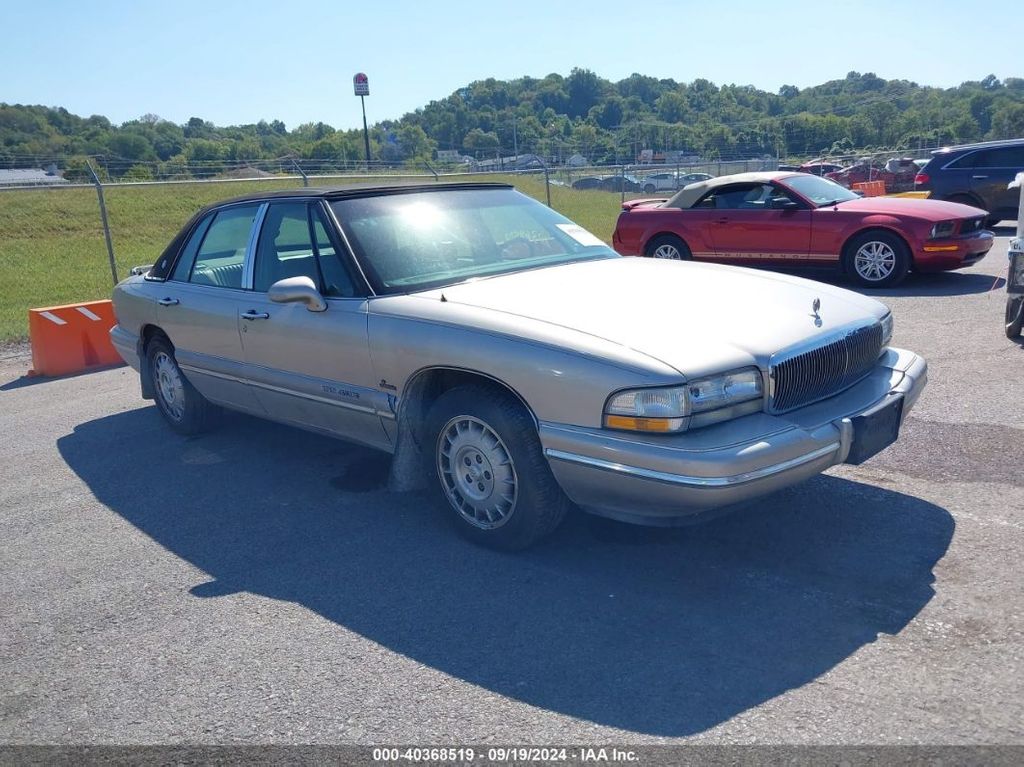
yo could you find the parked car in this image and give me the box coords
[798,161,844,176]
[112,182,926,550]
[639,172,714,194]
[914,138,1024,226]
[571,176,603,190]
[826,158,918,193]
[612,171,993,287]
[599,174,641,192]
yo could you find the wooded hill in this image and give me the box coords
[2,70,1023,180]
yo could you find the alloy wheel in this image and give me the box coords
[854,240,897,282]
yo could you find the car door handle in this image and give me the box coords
[157,297,179,306]
[972,175,988,179]
[241,310,270,321]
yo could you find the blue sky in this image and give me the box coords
[2,0,1019,130]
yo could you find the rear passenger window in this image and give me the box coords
[170,215,213,282]
[190,204,260,289]
[973,147,1024,168]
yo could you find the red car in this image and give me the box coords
[611,172,994,287]
[825,158,918,193]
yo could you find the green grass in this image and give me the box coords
[0,174,624,341]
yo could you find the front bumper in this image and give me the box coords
[541,348,926,526]
[916,231,993,271]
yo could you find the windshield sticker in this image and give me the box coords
[556,224,606,248]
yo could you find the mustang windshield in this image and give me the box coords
[784,175,860,206]
[330,188,616,293]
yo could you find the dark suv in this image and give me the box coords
[915,138,1024,226]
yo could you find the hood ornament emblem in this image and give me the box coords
[811,297,822,326]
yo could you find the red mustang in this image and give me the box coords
[611,172,994,287]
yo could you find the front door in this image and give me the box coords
[238,201,390,450]
[701,182,812,265]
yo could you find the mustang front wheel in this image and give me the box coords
[427,386,570,550]
[844,231,910,288]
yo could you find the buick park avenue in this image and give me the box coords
[111,183,927,549]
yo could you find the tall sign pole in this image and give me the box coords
[353,72,371,166]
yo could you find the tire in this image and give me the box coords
[644,234,691,261]
[146,336,218,435]
[643,184,656,194]
[426,385,570,550]
[1007,296,1024,340]
[842,230,911,288]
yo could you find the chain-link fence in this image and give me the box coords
[0,147,943,340]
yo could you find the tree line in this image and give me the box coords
[2,70,1023,180]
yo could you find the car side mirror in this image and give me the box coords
[771,199,801,210]
[268,276,327,312]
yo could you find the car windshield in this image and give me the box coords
[330,188,616,294]
[783,174,860,206]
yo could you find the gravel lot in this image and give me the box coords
[1,233,1021,746]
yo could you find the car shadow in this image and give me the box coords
[57,407,954,737]
[784,267,1004,298]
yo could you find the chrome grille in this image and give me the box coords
[768,323,884,413]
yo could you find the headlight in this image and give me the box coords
[880,311,894,347]
[604,368,763,433]
[930,221,956,239]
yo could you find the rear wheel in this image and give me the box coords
[843,230,910,288]
[427,386,570,550]
[147,336,218,435]
[643,183,656,194]
[644,234,691,261]
[1007,296,1024,339]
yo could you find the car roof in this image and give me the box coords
[663,171,798,208]
[931,138,1024,156]
[201,181,515,210]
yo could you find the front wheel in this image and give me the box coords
[1007,295,1024,339]
[147,336,218,435]
[843,231,910,288]
[644,234,691,261]
[427,386,570,550]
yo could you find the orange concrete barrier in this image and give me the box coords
[28,299,122,377]
[853,180,887,197]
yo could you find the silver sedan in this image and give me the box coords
[111,183,926,549]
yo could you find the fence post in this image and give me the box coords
[291,159,309,187]
[543,162,551,208]
[422,160,439,180]
[620,163,626,205]
[87,160,118,285]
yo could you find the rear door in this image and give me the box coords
[969,146,1024,220]
[155,202,264,413]
[701,182,812,265]
[237,200,390,449]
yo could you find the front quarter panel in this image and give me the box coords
[368,297,684,429]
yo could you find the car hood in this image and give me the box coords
[834,196,985,220]
[415,258,888,379]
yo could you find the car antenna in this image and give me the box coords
[440,293,448,302]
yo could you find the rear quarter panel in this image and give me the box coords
[613,208,716,257]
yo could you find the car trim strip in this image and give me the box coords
[178,363,396,419]
[544,442,840,488]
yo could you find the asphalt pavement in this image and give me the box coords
[1,232,1021,746]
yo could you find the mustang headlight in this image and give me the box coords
[930,221,956,239]
[880,311,894,347]
[604,368,763,433]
